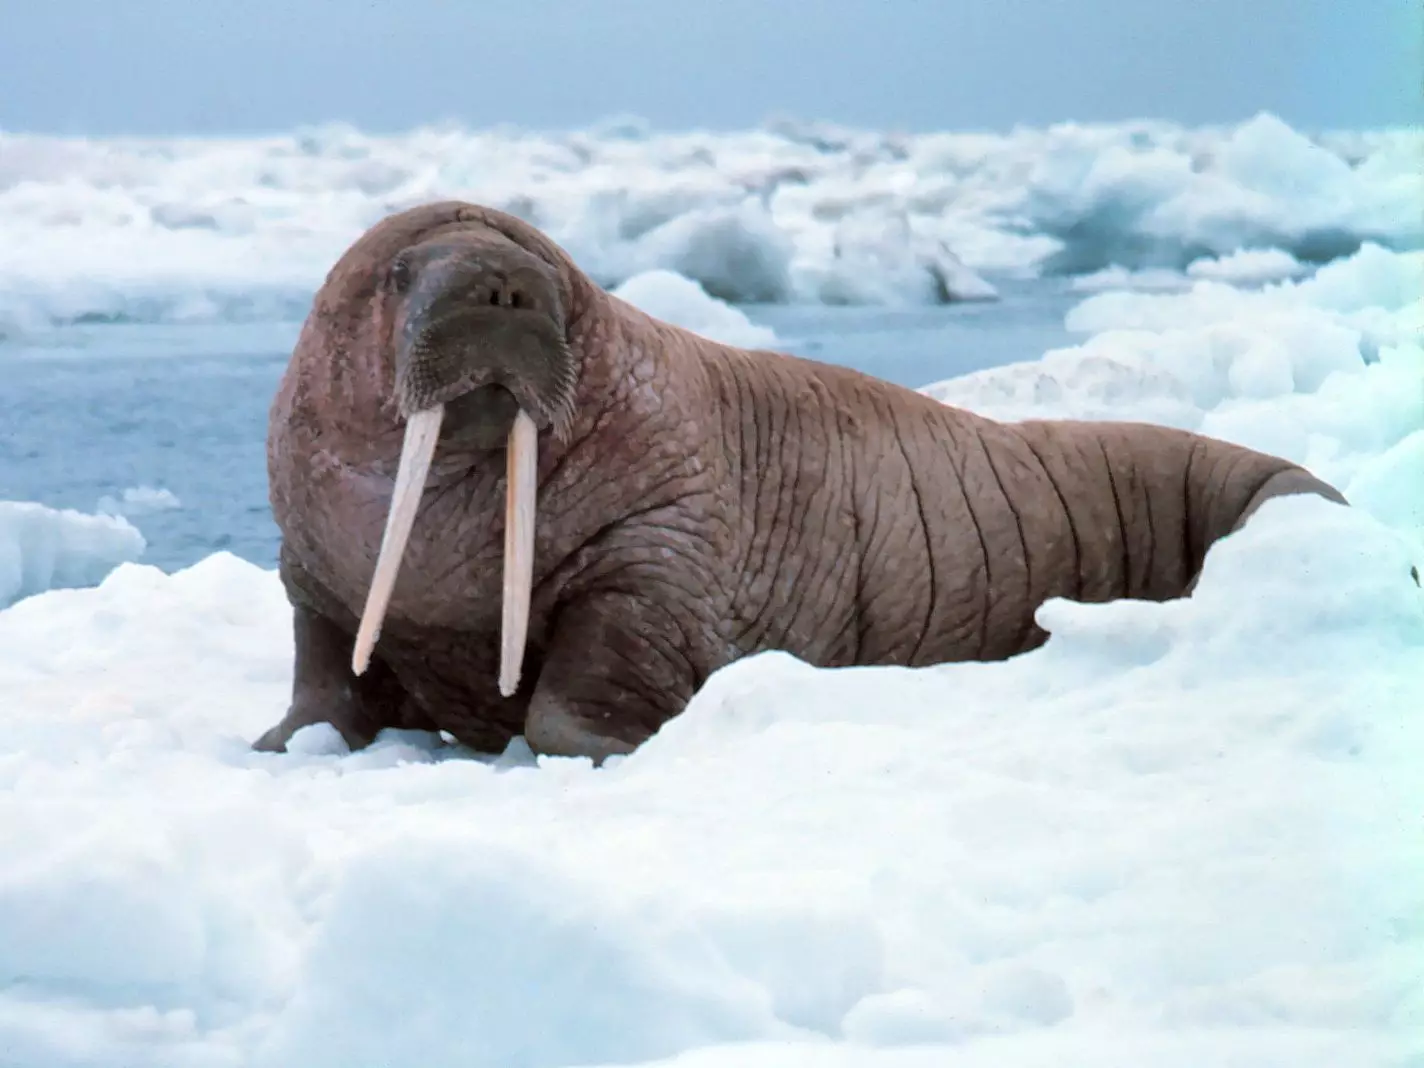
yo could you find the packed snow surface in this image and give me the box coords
[1,111,1419,335]
[2,194,1422,1066]
[2,493,1419,1068]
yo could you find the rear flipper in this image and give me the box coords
[1185,465,1348,595]
[253,603,428,753]
[1230,466,1348,535]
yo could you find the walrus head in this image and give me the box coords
[347,211,579,698]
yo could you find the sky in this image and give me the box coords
[0,0,1419,135]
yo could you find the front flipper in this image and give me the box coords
[253,603,423,753]
[523,592,701,764]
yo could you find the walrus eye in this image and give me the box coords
[388,258,412,294]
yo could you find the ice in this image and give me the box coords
[1,111,1418,336]
[611,270,779,349]
[96,486,183,519]
[1346,430,1424,546]
[621,201,796,304]
[2,209,1423,1065]
[0,501,145,609]
[1186,247,1308,284]
[0,497,1418,1066]
[1070,265,1194,293]
[924,243,1424,506]
[1022,114,1422,275]
[4,106,1424,1065]
[1071,250,1311,295]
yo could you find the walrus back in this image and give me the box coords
[705,346,1344,673]
[1011,418,1344,600]
[706,350,1066,668]
[859,403,1344,667]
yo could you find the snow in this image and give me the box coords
[2,120,1423,1068]
[924,243,1424,517]
[1,481,1420,1067]
[0,111,1417,336]
[612,270,779,348]
[0,501,146,609]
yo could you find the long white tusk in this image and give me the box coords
[499,409,538,697]
[351,406,445,676]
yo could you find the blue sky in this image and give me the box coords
[1,0,1419,134]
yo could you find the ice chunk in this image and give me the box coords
[96,486,182,518]
[631,201,795,304]
[0,501,145,608]
[1186,247,1308,284]
[613,270,779,349]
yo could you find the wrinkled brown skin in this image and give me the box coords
[256,201,1348,762]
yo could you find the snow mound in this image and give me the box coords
[0,112,1416,335]
[612,270,779,349]
[0,501,146,609]
[0,495,1417,1067]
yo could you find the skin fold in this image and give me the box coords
[255,201,1348,762]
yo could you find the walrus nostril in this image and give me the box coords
[485,284,526,308]
[389,258,412,294]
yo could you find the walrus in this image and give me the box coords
[254,200,1346,761]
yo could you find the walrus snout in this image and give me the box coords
[393,239,577,442]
